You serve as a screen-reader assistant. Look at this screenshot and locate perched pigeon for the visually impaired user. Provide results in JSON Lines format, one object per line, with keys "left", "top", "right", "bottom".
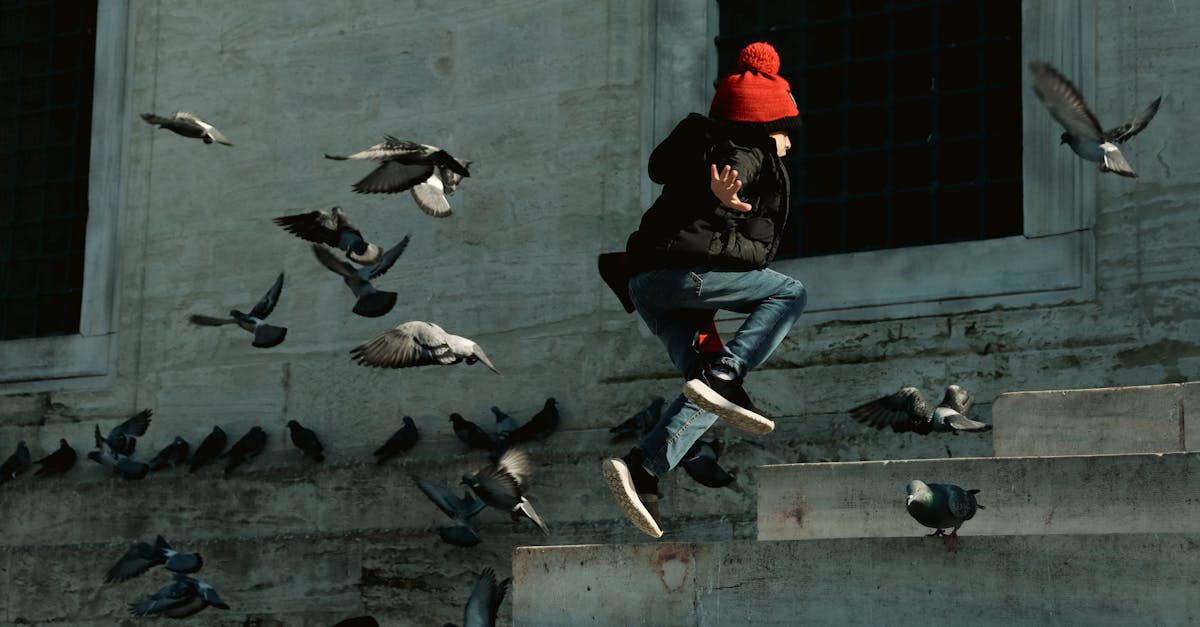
{"left": 311, "top": 236, "right": 409, "bottom": 318}
{"left": 413, "top": 476, "right": 488, "bottom": 547}
{"left": 188, "top": 426, "right": 227, "bottom": 473}
{"left": 34, "top": 439, "right": 77, "bottom": 477}
{"left": 450, "top": 413, "right": 496, "bottom": 452}
{"left": 221, "top": 426, "right": 267, "bottom": 474}
{"left": 86, "top": 450, "right": 150, "bottom": 480}
{"left": 373, "top": 416, "right": 420, "bottom": 464}
{"left": 140, "top": 111, "right": 233, "bottom": 146}
{"left": 1029, "top": 60, "right": 1161, "bottom": 178}
{"left": 461, "top": 448, "right": 549, "bottom": 535}
{"left": 189, "top": 272, "right": 288, "bottom": 348}
{"left": 680, "top": 438, "right": 735, "bottom": 488}
{"left": 906, "top": 479, "right": 984, "bottom": 538}
{"left": 508, "top": 398, "right": 559, "bottom": 444}
{"left": 286, "top": 420, "right": 325, "bottom": 462}
{"left": 128, "top": 574, "right": 229, "bottom": 618}
{"left": 147, "top": 437, "right": 190, "bottom": 472}
{"left": 105, "top": 535, "right": 203, "bottom": 583}
{"left": 351, "top": 321, "right": 498, "bottom": 373}
{"left": 273, "top": 206, "right": 382, "bottom": 264}
{"left": 96, "top": 408, "right": 153, "bottom": 457}
{"left": 450, "top": 567, "right": 510, "bottom": 627}
{"left": 609, "top": 397, "right": 664, "bottom": 443}
{"left": 848, "top": 384, "right": 990, "bottom": 435}
{"left": 0, "top": 441, "right": 32, "bottom": 484}
{"left": 491, "top": 406, "right": 519, "bottom": 443}
{"left": 325, "top": 136, "right": 471, "bottom": 217}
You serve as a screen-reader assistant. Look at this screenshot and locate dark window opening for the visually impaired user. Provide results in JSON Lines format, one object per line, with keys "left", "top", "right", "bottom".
{"left": 716, "top": 0, "right": 1023, "bottom": 259}
{"left": 0, "top": 0, "right": 97, "bottom": 340}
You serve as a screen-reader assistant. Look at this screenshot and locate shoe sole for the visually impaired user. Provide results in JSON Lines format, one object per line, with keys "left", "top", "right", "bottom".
{"left": 683, "top": 379, "right": 775, "bottom": 435}
{"left": 602, "top": 459, "right": 663, "bottom": 538}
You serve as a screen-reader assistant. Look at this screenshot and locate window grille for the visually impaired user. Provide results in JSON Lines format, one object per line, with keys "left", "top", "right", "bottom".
{"left": 716, "top": 0, "right": 1023, "bottom": 258}
{"left": 0, "top": 0, "right": 97, "bottom": 340}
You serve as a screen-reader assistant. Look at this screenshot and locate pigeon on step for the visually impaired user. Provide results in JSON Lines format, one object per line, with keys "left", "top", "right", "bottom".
{"left": 905, "top": 479, "right": 984, "bottom": 539}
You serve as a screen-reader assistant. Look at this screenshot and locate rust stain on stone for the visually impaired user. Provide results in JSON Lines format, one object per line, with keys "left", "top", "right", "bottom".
{"left": 651, "top": 546, "right": 692, "bottom": 594}
{"left": 787, "top": 500, "right": 806, "bottom": 527}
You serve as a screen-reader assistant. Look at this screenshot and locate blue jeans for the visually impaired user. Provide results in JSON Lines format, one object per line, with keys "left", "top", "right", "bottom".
{"left": 628, "top": 266, "right": 807, "bottom": 475}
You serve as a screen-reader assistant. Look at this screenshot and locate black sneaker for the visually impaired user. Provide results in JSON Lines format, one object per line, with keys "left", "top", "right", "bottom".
{"left": 601, "top": 447, "right": 663, "bottom": 538}
{"left": 683, "top": 365, "right": 775, "bottom": 434}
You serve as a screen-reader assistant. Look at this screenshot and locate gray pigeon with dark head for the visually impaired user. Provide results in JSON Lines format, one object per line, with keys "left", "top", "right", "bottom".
{"left": 450, "top": 413, "right": 495, "bottom": 452}
{"left": 373, "top": 416, "right": 419, "bottom": 464}
{"left": 286, "top": 420, "right": 325, "bottom": 462}
{"left": 905, "top": 479, "right": 984, "bottom": 538}
{"left": 147, "top": 437, "right": 190, "bottom": 472}
{"left": 413, "top": 476, "right": 488, "bottom": 547}
{"left": 0, "top": 441, "right": 31, "bottom": 484}
{"left": 273, "top": 206, "right": 383, "bottom": 264}
{"left": 325, "top": 136, "right": 471, "bottom": 217}
{"left": 311, "top": 235, "right": 409, "bottom": 318}
{"left": 189, "top": 272, "right": 287, "bottom": 348}
{"left": 128, "top": 574, "right": 229, "bottom": 618}
{"left": 188, "top": 426, "right": 227, "bottom": 473}
{"left": 34, "top": 439, "right": 77, "bottom": 477}
{"left": 508, "top": 397, "right": 559, "bottom": 444}
{"left": 1029, "top": 60, "right": 1161, "bottom": 178}
{"left": 140, "top": 111, "right": 233, "bottom": 146}
{"left": 351, "top": 321, "right": 498, "bottom": 373}
{"left": 461, "top": 447, "right": 549, "bottom": 536}
{"left": 86, "top": 450, "right": 150, "bottom": 480}
{"left": 849, "top": 384, "right": 990, "bottom": 435}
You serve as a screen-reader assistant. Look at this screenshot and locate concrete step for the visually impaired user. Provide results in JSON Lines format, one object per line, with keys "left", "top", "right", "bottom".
{"left": 513, "top": 534, "right": 1200, "bottom": 626}
{"left": 991, "top": 381, "right": 1199, "bottom": 456}
{"left": 756, "top": 451, "right": 1200, "bottom": 541}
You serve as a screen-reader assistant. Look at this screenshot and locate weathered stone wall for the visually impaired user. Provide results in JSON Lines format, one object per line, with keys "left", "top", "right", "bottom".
{"left": 1, "top": 1, "right": 1198, "bottom": 625}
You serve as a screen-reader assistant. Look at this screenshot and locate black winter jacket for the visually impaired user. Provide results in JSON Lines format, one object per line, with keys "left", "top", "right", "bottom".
{"left": 624, "top": 113, "right": 791, "bottom": 274}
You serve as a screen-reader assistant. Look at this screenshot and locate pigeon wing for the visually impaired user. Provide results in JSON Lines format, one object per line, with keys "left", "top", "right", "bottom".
{"left": 350, "top": 321, "right": 455, "bottom": 368}
{"left": 410, "top": 178, "right": 452, "bottom": 217}
{"left": 848, "top": 387, "right": 930, "bottom": 432}
{"left": 493, "top": 447, "right": 533, "bottom": 488}
{"left": 1106, "top": 96, "right": 1162, "bottom": 143}
{"left": 943, "top": 485, "right": 980, "bottom": 521}
{"left": 114, "top": 408, "right": 153, "bottom": 437}
{"left": 353, "top": 162, "right": 434, "bottom": 194}
{"left": 312, "top": 244, "right": 358, "bottom": 279}
{"left": 273, "top": 210, "right": 343, "bottom": 246}
{"left": 249, "top": 272, "right": 285, "bottom": 319}
{"left": 433, "top": 149, "right": 472, "bottom": 177}
{"left": 367, "top": 234, "right": 411, "bottom": 280}
{"left": 105, "top": 541, "right": 161, "bottom": 583}
{"left": 414, "top": 478, "right": 462, "bottom": 519}
{"left": 463, "top": 568, "right": 509, "bottom": 627}
{"left": 1029, "top": 61, "right": 1104, "bottom": 141}
{"left": 189, "top": 314, "right": 236, "bottom": 326}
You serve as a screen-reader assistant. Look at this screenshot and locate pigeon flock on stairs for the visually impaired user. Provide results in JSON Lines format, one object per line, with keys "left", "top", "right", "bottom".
{"left": 2, "top": 58, "right": 1159, "bottom": 622}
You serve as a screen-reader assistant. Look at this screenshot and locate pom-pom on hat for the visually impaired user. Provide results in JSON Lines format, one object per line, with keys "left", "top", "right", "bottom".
{"left": 709, "top": 42, "right": 802, "bottom": 134}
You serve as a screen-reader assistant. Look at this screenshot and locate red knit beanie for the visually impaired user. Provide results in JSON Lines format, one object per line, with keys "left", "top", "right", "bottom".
{"left": 709, "top": 42, "right": 802, "bottom": 133}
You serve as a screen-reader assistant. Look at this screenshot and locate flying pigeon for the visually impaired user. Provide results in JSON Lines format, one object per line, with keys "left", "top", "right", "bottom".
{"left": 461, "top": 448, "right": 550, "bottom": 536}
{"left": 351, "top": 321, "right": 499, "bottom": 374}
{"left": 680, "top": 438, "right": 736, "bottom": 488}
{"left": 609, "top": 397, "right": 664, "bottom": 443}
{"left": 451, "top": 567, "right": 510, "bottom": 627}
{"left": 373, "top": 416, "right": 419, "bottom": 464}
{"left": 286, "top": 420, "right": 325, "bottom": 462}
{"left": 905, "top": 479, "right": 984, "bottom": 538}
{"left": 508, "top": 397, "right": 559, "bottom": 444}
{"left": 86, "top": 450, "right": 150, "bottom": 480}
{"left": 848, "top": 384, "right": 990, "bottom": 435}
{"left": 311, "top": 235, "right": 409, "bottom": 318}
{"left": 105, "top": 535, "right": 203, "bottom": 583}
{"left": 188, "top": 426, "right": 227, "bottom": 473}
{"left": 325, "top": 136, "right": 471, "bottom": 217}
{"left": 413, "top": 476, "right": 488, "bottom": 547}
{"left": 189, "top": 272, "right": 288, "bottom": 348}
{"left": 96, "top": 408, "right": 153, "bottom": 457}
{"left": 0, "top": 441, "right": 31, "bottom": 484}
{"left": 128, "top": 574, "right": 229, "bottom": 618}
{"left": 34, "top": 439, "right": 77, "bottom": 477}
{"left": 221, "top": 426, "right": 267, "bottom": 474}
{"left": 1029, "top": 60, "right": 1161, "bottom": 178}
{"left": 273, "top": 206, "right": 383, "bottom": 264}
{"left": 140, "top": 112, "right": 233, "bottom": 146}
{"left": 450, "top": 413, "right": 495, "bottom": 452}
{"left": 147, "top": 437, "right": 190, "bottom": 472}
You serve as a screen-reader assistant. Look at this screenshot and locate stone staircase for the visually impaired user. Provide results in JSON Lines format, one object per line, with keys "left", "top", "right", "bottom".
{"left": 512, "top": 382, "right": 1200, "bottom": 626}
